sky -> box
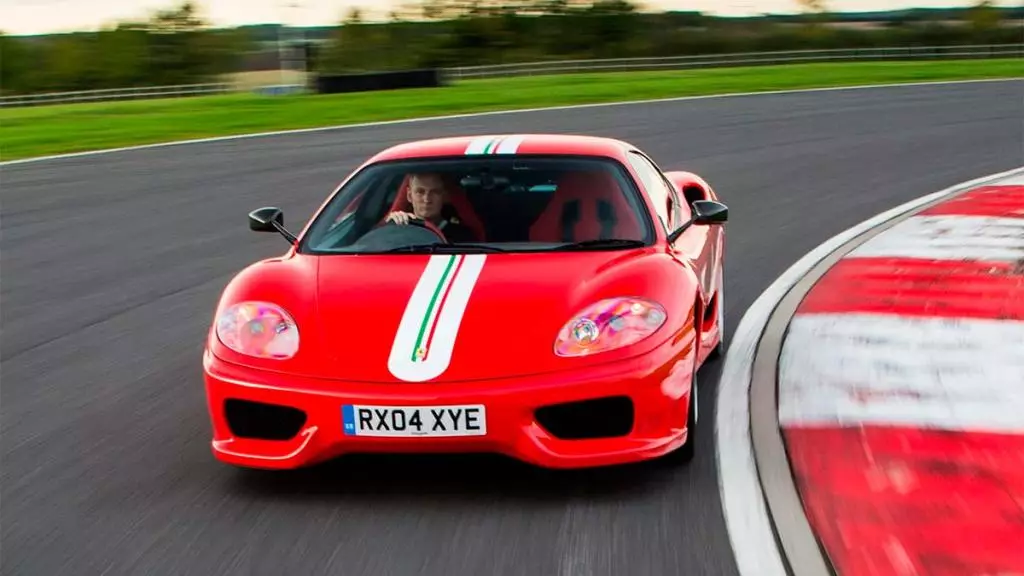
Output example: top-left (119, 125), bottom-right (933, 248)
top-left (1, 0), bottom-right (1016, 35)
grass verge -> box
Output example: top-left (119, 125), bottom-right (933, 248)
top-left (2, 59), bottom-right (1021, 161)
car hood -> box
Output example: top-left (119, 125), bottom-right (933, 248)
top-left (310, 249), bottom-right (664, 383)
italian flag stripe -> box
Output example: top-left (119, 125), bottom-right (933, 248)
top-left (465, 136), bottom-right (494, 155)
top-left (421, 255), bottom-right (465, 361)
top-left (466, 135), bottom-right (524, 155)
top-left (387, 254), bottom-right (488, 382)
top-left (411, 254), bottom-right (460, 361)
top-left (483, 136), bottom-right (505, 154)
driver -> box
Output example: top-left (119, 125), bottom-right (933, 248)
top-left (385, 172), bottom-right (478, 242)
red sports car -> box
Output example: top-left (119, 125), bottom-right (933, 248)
top-left (203, 133), bottom-right (728, 470)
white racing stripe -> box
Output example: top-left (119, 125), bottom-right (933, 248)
top-left (779, 313), bottom-right (1024, 432)
top-left (464, 136), bottom-right (495, 155)
top-left (464, 134), bottom-right (525, 155)
top-left (387, 254), bottom-right (487, 382)
top-left (847, 215), bottom-right (1024, 262)
top-left (495, 135), bottom-right (526, 154)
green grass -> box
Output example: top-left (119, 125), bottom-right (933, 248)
top-left (2, 60), bottom-right (1021, 160)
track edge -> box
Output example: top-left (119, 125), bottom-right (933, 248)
top-left (3, 78), bottom-right (1021, 168)
top-left (714, 164), bottom-right (1024, 576)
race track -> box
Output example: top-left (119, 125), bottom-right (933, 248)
top-left (3, 80), bottom-right (1022, 576)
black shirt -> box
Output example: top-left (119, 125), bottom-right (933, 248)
top-left (436, 205), bottom-right (480, 243)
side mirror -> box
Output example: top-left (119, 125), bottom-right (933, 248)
top-left (249, 206), bottom-right (283, 232)
top-left (667, 200), bottom-right (728, 243)
top-left (248, 206), bottom-right (296, 243)
top-left (692, 200), bottom-right (729, 225)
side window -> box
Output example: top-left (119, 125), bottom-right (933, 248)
top-left (626, 152), bottom-right (673, 230)
top-left (662, 174), bottom-right (686, 225)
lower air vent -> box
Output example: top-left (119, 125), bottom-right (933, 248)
top-left (224, 398), bottom-right (307, 440)
top-left (535, 396), bottom-right (634, 440)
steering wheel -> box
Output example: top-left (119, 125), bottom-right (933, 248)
top-left (385, 217), bottom-right (447, 242)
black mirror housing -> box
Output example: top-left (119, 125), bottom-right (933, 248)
top-left (692, 200), bottom-right (729, 225)
top-left (248, 206), bottom-right (297, 243)
top-left (249, 207), bottom-right (284, 232)
top-left (667, 200), bottom-right (729, 243)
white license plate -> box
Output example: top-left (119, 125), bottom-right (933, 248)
top-left (341, 404), bottom-right (486, 437)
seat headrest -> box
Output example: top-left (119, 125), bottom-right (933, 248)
top-left (554, 170), bottom-right (620, 200)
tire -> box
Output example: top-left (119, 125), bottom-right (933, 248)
top-left (661, 356), bottom-right (698, 465)
top-left (708, 263), bottom-right (725, 359)
top-left (678, 363), bottom-right (698, 463)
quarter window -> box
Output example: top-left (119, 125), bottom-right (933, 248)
top-left (627, 152), bottom-right (675, 229)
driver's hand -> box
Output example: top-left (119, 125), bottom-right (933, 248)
top-left (385, 211), bottom-right (416, 225)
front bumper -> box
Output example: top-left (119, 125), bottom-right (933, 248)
top-left (202, 341), bottom-right (696, 470)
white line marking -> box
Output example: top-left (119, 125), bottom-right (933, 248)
top-left (714, 165), bottom-right (1024, 576)
top-left (999, 173), bottom-right (1024, 185)
top-left (848, 215), bottom-right (1024, 262)
top-left (2, 78), bottom-right (1019, 167)
top-left (779, 313), bottom-right (1024, 432)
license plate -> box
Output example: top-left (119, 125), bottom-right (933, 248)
top-left (341, 404), bottom-right (486, 437)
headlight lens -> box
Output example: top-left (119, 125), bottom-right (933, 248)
top-left (555, 297), bottom-right (667, 357)
top-left (216, 301), bottom-right (299, 359)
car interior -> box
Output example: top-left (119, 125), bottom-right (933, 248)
top-left (385, 164), bottom-right (646, 242)
top-left (306, 158), bottom-right (652, 252)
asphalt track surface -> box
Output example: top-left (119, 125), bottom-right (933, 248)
top-left (3, 80), bottom-right (1023, 576)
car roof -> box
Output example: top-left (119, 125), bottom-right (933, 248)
top-left (366, 134), bottom-right (637, 164)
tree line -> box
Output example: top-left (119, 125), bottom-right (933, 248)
top-left (319, 0), bottom-right (1019, 72)
top-left (1, 2), bottom-right (252, 95)
top-left (1, 0), bottom-right (1019, 95)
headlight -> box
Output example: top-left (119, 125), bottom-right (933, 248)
top-left (554, 297), bottom-right (667, 357)
top-left (216, 301), bottom-right (299, 359)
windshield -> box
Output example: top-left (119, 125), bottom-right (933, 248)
top-left (298, 155), bottom-right (654, 255)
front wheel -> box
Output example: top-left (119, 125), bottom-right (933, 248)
top-left (708, 263), bottom-right (725, 359)
top-left (661, 357), bottom-right (698, 465)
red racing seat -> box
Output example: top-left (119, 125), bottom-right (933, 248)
top-left (388, 174), bottom-right (487, 241)
top-left (528, 170), bottom-right (642, 243)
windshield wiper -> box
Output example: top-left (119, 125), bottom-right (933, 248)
top-left (382, 243), bottom-right (507, 254)
top-left (551, 238), bottom-right (647, 251)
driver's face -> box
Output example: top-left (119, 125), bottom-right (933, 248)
top-left (407, 175), bottom-right (446, 221)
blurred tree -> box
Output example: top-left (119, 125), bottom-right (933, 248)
top-left (796, 0), bottom-right (829, 30)
top-left (968, 0), bottom-right (1001, 31)
top-left (421, 0), bottom-right (469, 20)
top-left (2, 0), bottom-right (1020, 95)
top-left (796, 0), bottom-right (829, 13)
top-left (536, 0), bottom-right (571, 14)
top-left (318, 6), bottom-right (378, 71)
top-left (96, 26), bottom-right (151, 88)
top-left (0, 32), bottom-right (35, 93)
top-left (142, 2), bottom-right (208, 84)
top-left (149, 1), bottom-right (205, 33)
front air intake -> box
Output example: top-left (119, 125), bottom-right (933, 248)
top-left (224, 398), bottom-right (307, 441)
top-left (535, 396), bottom-right (634, 440)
